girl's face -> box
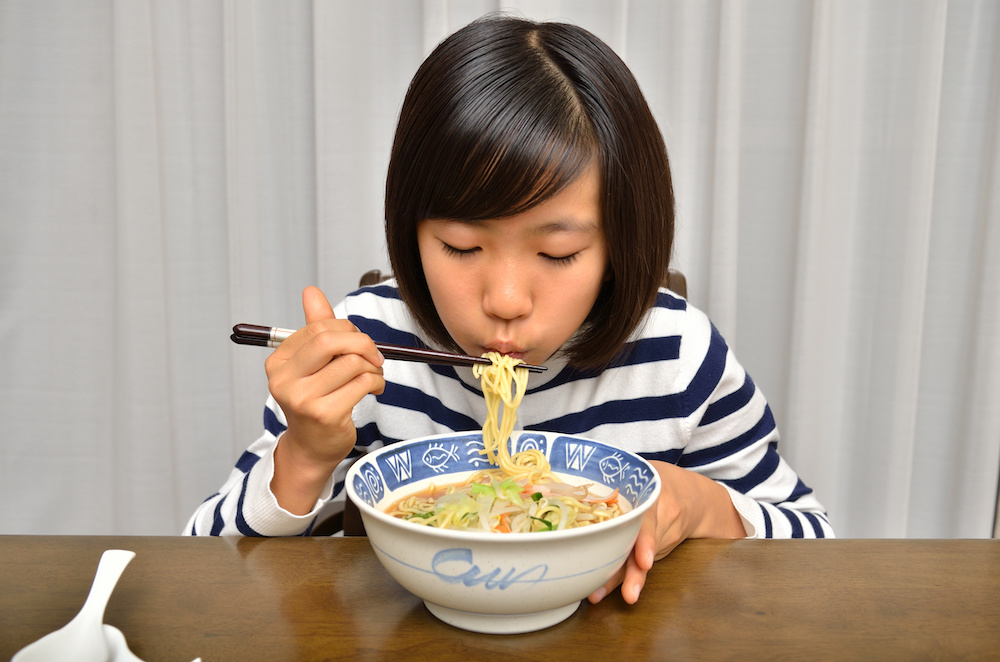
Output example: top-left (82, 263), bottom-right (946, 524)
top-left (417, 164), bottom-right (608, 367)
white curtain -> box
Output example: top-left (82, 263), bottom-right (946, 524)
top-left (1, 0), bottom-right (997, 538)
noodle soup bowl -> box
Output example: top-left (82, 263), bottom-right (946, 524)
top-left (345, 430), bottom-right (660, 634)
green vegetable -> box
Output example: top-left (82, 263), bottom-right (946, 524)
top-left (531, 492), bottom-right (543, 502)
top-left (431, 494), bottom-right (481, 529)
top-left (530, 515), bottom-right (557, 531)
top-left (499, 478), bottom-right (523, 505)
top-left (470, 482), bottom-right (496, 498)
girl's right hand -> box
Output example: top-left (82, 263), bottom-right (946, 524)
top-left (265, 286), bottom-right (385, 514)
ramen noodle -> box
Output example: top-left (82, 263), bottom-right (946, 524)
top-left (472, 352), bottom-right (533, 474)
top-left (385, 352), bottom-right (624, 533)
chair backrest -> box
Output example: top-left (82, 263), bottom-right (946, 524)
top-left (359, 268), bottom-right (391, 287)
top-left (664, 268), bottom-right (687, 298)
top-left (360, 267), bottom-right (688, 298)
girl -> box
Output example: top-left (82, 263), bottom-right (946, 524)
top-left (187, 15), bottom-right (833, 605)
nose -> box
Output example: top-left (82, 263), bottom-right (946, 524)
top-left (481, 261), bottom-right (532, 322)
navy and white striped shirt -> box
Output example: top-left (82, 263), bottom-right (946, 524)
top-left (186, 281), bottom-right (833, 539)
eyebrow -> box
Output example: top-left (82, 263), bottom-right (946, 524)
top-left (529, 218), bottom-right (601, 236)
top-left (435, 216), bottom-right (601, 236)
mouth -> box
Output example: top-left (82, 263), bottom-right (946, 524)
top-left (483, 343), bottom-right (526, 361)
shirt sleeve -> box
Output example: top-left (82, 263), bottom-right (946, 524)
top-left (676, 308), bottom-right (834, 539)
top-left (183, 395), bottom-right (337, 536)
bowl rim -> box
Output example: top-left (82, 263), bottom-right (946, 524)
top-left (344, 430), bottom-right (661, 542)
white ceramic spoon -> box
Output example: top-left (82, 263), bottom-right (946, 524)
top-left (12, 549), bottom-right (136, 662)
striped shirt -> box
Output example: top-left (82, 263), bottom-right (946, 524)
top-left (186, 281), bottom-right (833, 539)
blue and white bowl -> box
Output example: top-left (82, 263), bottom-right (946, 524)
top-left (345, 430), bottom-right (661, 634)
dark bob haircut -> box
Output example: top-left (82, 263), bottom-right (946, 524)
top-left (385, 15), bottom-right (674, 371)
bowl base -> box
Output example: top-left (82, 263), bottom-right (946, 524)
top-left (423, 599), bottom-right (581, 634)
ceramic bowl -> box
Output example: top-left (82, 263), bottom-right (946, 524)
top-left (345, 430), bottom-right (660, 634)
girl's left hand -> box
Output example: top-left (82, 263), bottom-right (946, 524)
top-left (587, 460), bottom-right (746, 605)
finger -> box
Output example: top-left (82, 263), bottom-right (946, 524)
top-left (303, 286), bottom-right (336, 324)
top-left (598, 500), bottom-right (672, 605)
top-left (281, 326), bottom-right (385, 382)
top-left (300, 287), bottom-right (383, 369)
top-left (271, 351), bottom-right (384, 432)
top-left (620, 553), bottom-right (649, 605)
top-left (587, 541), bottom-right (650, 605)
top-left (295, 362), bottom-right (385, 424)
top-left (310, 346), bottom-right (386, 397)
top-left (267, 287), bottom-right (339, 359)
top-left (621, 531), bottom-right (686, 605)
top-left (587, 565), bottom-right (624, 604)
top-left (634, 513), bottom-right (659, 569)
top-left (588, 504), bottom-right (661, 604)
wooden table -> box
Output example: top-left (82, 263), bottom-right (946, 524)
top-left (2, 536), bottom-right (998, 661)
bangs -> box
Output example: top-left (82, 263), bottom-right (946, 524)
top-left (407, 37), bottom-right (599, 222)
top-left (427, 114), bottom-right (598, 221)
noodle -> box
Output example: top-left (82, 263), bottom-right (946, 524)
top-left (384, 352), bottom-right (625, 533)
top-left (471, 352), bottom-right (533, 476)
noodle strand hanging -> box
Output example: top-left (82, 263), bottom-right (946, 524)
top-left (384, 352), bottom-right (625, 533)
top-left (472, 352), bottom-right (530, 473)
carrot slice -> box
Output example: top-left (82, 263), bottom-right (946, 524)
top-left (496, 512), bottom-right (512, 533)
top-left (584, 487), bottom-right (619, 504)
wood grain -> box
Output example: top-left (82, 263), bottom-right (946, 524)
top-left (2, 536), bottom-right (997, 661)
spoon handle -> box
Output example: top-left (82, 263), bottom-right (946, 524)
top-left (75, 549), bottom-right (136, 626)
top-left (11, 549), bottom-right (137, 662)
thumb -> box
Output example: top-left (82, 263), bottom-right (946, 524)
top-left (302, 286), bottom-right (336, 325)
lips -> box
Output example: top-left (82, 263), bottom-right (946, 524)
top-left (483, 342), bottom-right (526, 361)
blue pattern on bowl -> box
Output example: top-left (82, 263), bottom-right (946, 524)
top-left (351, 431), bottom-right (657, 511)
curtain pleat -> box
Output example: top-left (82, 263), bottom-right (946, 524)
top-left (703, 0), bottom-right (742, 336)
top-left (784, 0), bottom-right (862, 513)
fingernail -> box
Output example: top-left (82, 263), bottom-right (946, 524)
top-left (590, 587), bottom-right (607, 603)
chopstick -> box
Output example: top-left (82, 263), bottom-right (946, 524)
top-left (230, 323), bottom-right (547, 373)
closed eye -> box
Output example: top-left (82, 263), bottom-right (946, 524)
top-left (441, 241), bottom-right (480, 258)
top-left (540, 252), bottom-right (580, 266)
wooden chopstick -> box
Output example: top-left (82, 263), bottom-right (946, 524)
top-left (231, 324), bottom-right (547, 373)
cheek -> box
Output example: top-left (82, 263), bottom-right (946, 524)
top-left (424, 271), bottom-right (455, 319)
top-left (555, 286), bottom-right (600, 326)
top-left (417, 235), bottom-right (447, 305)
top-left (553, 267), bottom-right (606, 329)
top-left (420, 256), bottom-right (474, 334)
